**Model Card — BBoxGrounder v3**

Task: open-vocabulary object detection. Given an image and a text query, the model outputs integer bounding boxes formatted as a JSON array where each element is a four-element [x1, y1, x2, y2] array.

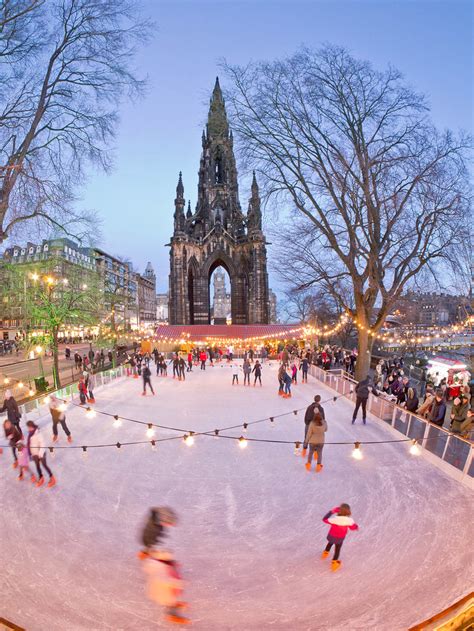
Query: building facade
[[168, 78, 270, 325], [392, 290, 471, 325], [136, 262, 157, 327], [211, 268, 231, 324], [156, 293, 169, 323]]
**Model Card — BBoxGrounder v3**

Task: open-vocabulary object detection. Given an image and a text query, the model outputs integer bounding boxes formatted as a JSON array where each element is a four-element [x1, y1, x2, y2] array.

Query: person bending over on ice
[[142, 365, 155, 396], [322, 504, 358, 572], [26, 421, 56, 488], [304, 412, 327, 472]]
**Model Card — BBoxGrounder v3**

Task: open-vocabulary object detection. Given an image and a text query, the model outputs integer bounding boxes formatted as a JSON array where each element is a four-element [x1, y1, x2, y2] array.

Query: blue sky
[[80, 0, 473, 293]]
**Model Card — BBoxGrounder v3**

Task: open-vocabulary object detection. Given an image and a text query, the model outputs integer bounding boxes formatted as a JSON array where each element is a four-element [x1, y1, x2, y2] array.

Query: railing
[[308, 365, 473, 488], [17, 366, 126, 421]]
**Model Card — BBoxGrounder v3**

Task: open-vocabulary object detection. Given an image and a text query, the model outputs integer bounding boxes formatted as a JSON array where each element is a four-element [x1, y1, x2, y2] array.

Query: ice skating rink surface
[[1, 361, 472, 630]]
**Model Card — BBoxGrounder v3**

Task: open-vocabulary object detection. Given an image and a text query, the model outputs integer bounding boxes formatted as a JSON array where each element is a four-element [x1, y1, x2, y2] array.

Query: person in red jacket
[[322, 504, 359, 572], [199, 350, 207, 371]]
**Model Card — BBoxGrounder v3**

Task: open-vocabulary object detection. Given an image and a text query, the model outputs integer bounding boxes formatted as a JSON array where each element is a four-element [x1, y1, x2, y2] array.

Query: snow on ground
[[1, 361, 472, 631]]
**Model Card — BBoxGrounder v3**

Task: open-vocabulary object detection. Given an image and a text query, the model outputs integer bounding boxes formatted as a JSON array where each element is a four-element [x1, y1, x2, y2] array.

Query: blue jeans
[[307, 443, 323, 464]]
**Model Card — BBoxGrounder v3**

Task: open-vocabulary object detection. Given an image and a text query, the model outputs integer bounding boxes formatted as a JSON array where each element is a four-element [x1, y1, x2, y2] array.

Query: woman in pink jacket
[[322, 504, 358, 571]]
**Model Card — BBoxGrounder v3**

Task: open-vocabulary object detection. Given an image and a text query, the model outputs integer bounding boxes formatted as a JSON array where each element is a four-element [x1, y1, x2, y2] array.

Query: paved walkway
[[0, 360, 472, 630]]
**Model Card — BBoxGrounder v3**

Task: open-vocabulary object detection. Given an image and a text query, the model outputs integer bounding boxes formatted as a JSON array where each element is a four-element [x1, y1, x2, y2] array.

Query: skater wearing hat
[[322, 504, 358, 571]]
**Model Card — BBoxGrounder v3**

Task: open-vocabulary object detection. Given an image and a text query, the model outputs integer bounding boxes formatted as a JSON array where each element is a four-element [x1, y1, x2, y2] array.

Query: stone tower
[[168, 78, 269, 325]]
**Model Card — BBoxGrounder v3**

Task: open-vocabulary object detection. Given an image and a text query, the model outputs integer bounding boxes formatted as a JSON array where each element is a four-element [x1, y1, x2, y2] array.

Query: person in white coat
[[142, 549, 188, 625], [26, 421, 56, 488]]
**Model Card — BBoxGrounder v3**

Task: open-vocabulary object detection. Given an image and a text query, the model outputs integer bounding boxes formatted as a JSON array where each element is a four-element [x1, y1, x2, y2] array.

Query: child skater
[[16, 441, 32, 480], [322, 504, 358, 572], [232, 364, 239, 385]]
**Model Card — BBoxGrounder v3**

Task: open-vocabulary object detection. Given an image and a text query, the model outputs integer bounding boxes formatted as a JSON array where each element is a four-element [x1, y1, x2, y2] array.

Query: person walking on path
[[243, 359, 251, 386], [352, 376, 374, 425], [0, 390, 22, 437], [49, 395, 72, 443], [302, 395, 325, 457], [304, 412, 327, 472], [26, 421, 56, 488], [252, 361, 262, 386], [321, 504, 359, 572], [142, 365, 155, 396], [3, 419, 22, 468]]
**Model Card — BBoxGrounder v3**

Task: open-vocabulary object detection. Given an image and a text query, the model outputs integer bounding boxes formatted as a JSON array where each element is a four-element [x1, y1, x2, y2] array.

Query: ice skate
[[321, 550, 329, 559], [35, 476, 45, 488], [12, 460, 18, 469], [301, 448, 307, 458], [67, 435, 73, 443], [30, 474, 37, 483], [166, 612, 190, 625], [47, 476, 56, 488], [18, 472, 24, 481], [305, 462, 311, 471], [316, 464, 323, 472], [141, 392, 146, 396], [331, 560, 342, 572]]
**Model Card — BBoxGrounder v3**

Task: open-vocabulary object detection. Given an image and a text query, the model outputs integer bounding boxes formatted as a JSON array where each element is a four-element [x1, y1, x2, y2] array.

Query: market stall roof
[[154, 324, 306, 343]]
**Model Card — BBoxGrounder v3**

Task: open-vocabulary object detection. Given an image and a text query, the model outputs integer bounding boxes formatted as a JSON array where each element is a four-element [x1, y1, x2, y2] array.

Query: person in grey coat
[[304, 412, 327, 472]]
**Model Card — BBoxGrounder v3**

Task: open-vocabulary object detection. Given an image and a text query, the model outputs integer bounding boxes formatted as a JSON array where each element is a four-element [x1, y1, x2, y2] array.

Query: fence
[[16, 366, 126, 422], [308, 364, 473, 488]]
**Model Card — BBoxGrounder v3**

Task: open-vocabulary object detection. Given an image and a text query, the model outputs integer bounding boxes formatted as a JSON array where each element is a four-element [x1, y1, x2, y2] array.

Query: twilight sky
[[79, 0, 473, 293]]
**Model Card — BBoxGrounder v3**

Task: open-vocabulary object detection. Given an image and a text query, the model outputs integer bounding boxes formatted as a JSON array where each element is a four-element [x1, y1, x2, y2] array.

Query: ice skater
[[321, 504, 358, 571], [252, 360, 262, 386], [26, 421, 56, 488], [49, 395, 72, 443], [0, 390, 22, 437], [300, 356, 309, 383], [78, 376, 88, 405], [304, 412, 327, 472], [87, 371, 96, 403], [282, 370, 292, 397], [16, 441, 32, 480], [142, 365, 155, 395], [291, 362, 298, 384], [232, 364, 239, 385], [3, 419, 22, 468], [243, 359, 251, 386], [352, 375, 374, 424]]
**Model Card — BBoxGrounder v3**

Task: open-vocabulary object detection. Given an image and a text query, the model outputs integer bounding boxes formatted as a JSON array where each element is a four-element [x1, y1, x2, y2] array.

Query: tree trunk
[[52, 328, 61, 389], [355, 329, 373, 381]]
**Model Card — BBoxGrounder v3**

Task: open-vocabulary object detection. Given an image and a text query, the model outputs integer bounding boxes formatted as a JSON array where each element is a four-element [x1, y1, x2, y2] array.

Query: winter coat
[[87, 374, 96, 390], [451, 401, 469, 423], [199, 352, 207, 362], [27, 428, 45, 458], [323, 508, 359, 544], [405, 396, 419, 413], [252, 363, 262, 376], [4, 422, 21, 446], [17, 448, 30, 468], [143, 554, 183, 607], [243, 362, 251, 375], [0, 397, 21, 423], [78, 381, 87, 394], [304, 403, 326, 425], [428, 399, 446, 426], [142, 366, 151, 380], [305, 419, 328, 445], [355, 378, 370, 399], [50, 403, 65, 423]]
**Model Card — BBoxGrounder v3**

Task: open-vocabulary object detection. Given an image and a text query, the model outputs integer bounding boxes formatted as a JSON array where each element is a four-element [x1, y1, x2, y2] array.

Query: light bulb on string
[[28, 389, 35, 397], [243, 422, 248, 433], [151, 440, 156, 451], [44, 395, 51, 405], [82, 446, 88, 459], [352, 442, 363, 460], [17, 381, 24, 389], [116, 442, 122, 450], [3, 377, 10, 385], [238, 436, 248, 449], [409, 440, 421, 456], [184, 433, 194, 446], [113, 415, 122, 428], [146, 424, 155, 438], [49, 446, 55, 458], [85, 407, 96, 419], [214, 429, 219, 439]]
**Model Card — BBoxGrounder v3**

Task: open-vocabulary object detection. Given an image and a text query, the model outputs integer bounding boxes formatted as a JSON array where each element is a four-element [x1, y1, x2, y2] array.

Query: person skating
[[26, 421, 56, 488], [252, 360, 262, 386], [199, 350, 207, 370], [187, 352, 193, 372], [243, 359, 251, 386], [0, 390, 22, 437], [277, 365, 285, 396], [78, 376, 88, 405], [15, 441, 32, 481], [87, 371, 96, 403], [49, 395, 72, 443], [304, 412, 327, 472], [172, 355, 180, 379], [142, 365, 155, 396], [178, 357, 186, 381], [142, 549, 189, 625], [302, 395, 325, 457], [351, 375, 375, 424], [322, 504, 358, 571], [232, 364, 239, 385], [3, 419, 21, 468], [282, 370, 292, 397], [300, 357, 309, 383], [291, 362, 298, 384]]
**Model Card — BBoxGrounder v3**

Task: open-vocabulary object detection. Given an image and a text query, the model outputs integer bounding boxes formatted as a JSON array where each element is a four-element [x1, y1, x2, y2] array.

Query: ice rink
[[1, 360, 472, 630]]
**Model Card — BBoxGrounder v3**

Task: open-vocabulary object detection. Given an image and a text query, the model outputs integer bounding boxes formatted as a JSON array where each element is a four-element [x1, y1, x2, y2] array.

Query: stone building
[[156, 293, 169, 323], [136, 262, 157, 327], [168, 78, 270, 325], [392, 290, 471, 325], [211, 268, 231, 324]]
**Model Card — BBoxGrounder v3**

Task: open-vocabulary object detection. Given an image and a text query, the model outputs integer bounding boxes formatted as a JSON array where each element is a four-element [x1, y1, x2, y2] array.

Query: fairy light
[[82, 446, 88, 459], [243, 422, 248, 433], [409, 440, 421, 456], [116, 442, 121, 449], [151, 440, 156, 451], [44, 395, 51, 405], [113, 415, 122, 428], [3, 378, 9, 385], [28, 389, 35, 396], [238, 436, 248, 449], [184, 433, 195, 446], [17, 381, 24, 389], [294, 441, 301, 455], [146, 423, 155, 438], [85, 407, 96, 419], [352, 442, 363, 460]]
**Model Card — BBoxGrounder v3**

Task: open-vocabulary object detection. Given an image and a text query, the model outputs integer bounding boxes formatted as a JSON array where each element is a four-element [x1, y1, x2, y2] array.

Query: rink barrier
[[308, 365, 473, 489], [16, 366, 126, 421], [0, 618, 26, 631]]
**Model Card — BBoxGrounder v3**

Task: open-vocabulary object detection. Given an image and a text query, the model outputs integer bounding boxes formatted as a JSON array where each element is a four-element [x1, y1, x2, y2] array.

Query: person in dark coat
[[351, 376, 375, 425], [3, 419, 22, 467], [428, 392, 447, 427], [142, 365, 155, 396], [405, 387, 419, 413], [0, 390, 22, 435], [140, 507, 177, 554], [302, 395, 325, 456]]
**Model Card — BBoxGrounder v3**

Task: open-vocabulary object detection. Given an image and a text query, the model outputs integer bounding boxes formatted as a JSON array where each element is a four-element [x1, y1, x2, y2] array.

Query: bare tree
[[0, 0, 152, 244], [223, 46, 472, 378]]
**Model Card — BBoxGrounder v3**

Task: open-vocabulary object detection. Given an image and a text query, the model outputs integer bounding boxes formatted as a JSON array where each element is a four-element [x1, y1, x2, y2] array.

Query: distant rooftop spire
[[207, 77, 229, 138], [176, 171, 184, 197], [186, 200, 192, 218]]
